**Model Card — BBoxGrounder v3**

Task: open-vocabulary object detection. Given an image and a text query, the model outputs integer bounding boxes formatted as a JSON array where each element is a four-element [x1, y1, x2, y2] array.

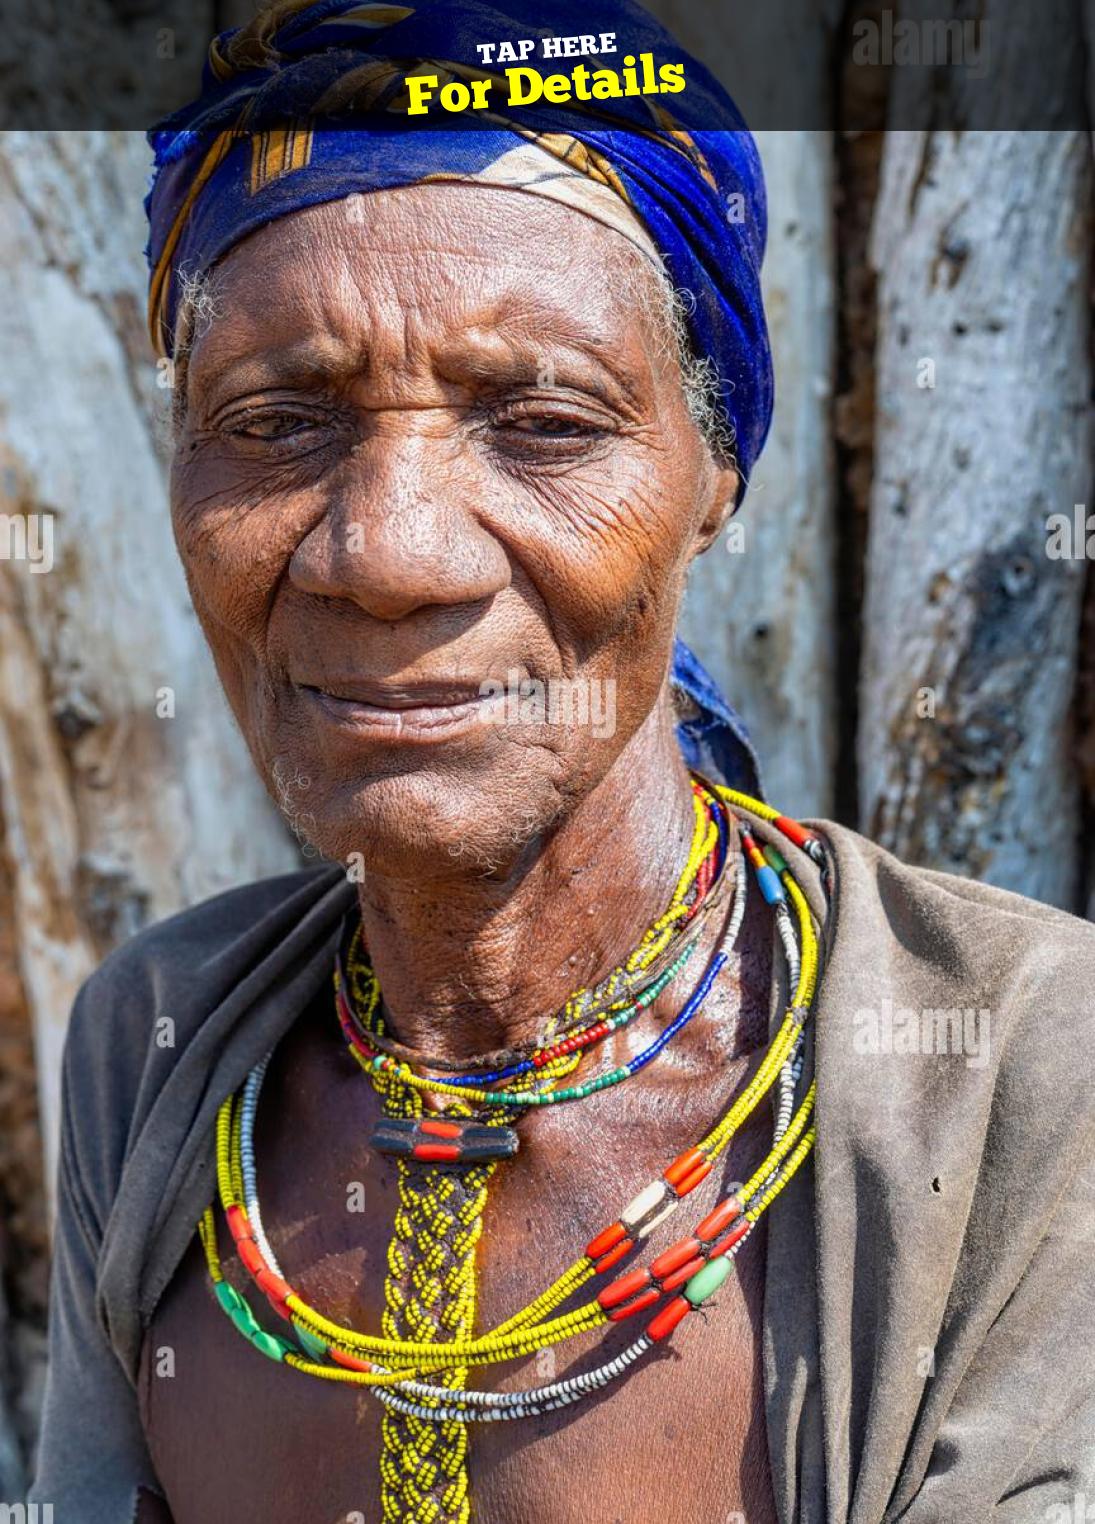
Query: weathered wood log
[[677, 128, 839, 819], [651, 4, 841, 818], [0, 132, 299, 1197], [860, 129, 1092, 907]]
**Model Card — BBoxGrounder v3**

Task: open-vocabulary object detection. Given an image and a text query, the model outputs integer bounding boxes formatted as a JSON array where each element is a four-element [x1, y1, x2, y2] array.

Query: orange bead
[[598, 1266, 651, 1311], [225, 1204, 249, 1243], [661, 1255, 706, 1293], [664, 1147, 706, 1187], [775, 814, 812, 848], [586, 1221, 625, 1261], [256, 1267, 294, 1320], [419, 1119, 462, 1139], [650, 1236, 701, 1281], [709, 1218, 752, 1258], [695, 1197, 741, 1242], [330, 1346, 372, 1373], [606, 1287, 661, 1321], [412, 1143, 461, 1163], [238, 1236, 265, 1276], [673, 1159, 713, 1198], [592, 1237, 634, 1274], [647, 1295, 691, 1343]]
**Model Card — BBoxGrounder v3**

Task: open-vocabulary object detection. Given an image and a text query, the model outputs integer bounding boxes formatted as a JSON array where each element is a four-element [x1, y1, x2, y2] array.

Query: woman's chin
[[278, 752, 573, 882]]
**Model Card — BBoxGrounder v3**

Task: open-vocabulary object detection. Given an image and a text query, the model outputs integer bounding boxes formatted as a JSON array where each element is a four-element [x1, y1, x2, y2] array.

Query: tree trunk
[[0, 131, 299, 1488], [653, 0, 842, 819], [859, 129, 1093, 907], [679, 129, 839, 819]]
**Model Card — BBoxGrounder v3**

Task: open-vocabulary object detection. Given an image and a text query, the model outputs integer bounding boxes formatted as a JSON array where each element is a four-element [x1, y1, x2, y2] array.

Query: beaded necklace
[[197, 782, 825, 1522], [337, 777, 732, 1077]]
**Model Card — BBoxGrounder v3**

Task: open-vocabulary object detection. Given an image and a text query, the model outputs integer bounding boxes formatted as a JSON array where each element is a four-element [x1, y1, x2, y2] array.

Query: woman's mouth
[[296, 679, 507, 741]]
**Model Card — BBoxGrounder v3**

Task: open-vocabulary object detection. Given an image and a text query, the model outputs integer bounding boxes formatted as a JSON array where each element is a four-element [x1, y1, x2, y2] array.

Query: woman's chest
[[141, 1013, 779, 1524]]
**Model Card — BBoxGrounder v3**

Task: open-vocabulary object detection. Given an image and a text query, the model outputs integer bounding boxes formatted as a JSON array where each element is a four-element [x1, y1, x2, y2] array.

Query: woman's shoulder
[[58, 863, 353, 1220], [815, 814, 1095, 967], [65, 863, 346, 1052], [808, 816, 1095, 1135]]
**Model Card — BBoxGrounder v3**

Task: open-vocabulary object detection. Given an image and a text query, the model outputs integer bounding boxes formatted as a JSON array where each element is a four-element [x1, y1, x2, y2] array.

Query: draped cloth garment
[[29, 675, 1095, 1517]]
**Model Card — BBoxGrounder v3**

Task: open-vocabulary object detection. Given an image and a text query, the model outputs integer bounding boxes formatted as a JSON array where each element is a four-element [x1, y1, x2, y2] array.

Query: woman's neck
[[354, 698, 703, 1066]]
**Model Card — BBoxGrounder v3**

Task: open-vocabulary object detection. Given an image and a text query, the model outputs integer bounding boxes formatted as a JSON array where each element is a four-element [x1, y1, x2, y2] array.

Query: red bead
[[238, 1236, 265, 1276], [775, 814, 813, 849], [330, 1346, 372, 1373], [695, 1197, 741, 1242], [419, 1119, 462, 1139], [647, 1295, 691, 1343], [606, 1287, 661, 1321], [256, 1267, 294, 1319], [664, 1148, 706, 1187], [598, 1266, 652, 1311], [412, 1143, 461, 1163], [660, 1255, 706, 1293], [673, 1159, 713, 1198], [709, 1218, 752, 1258], [586, 1221, 625, 1260], [593, 1237, 634, 1274], [650, 1236, 702, 1281], [226, 1205, 249, 1243]]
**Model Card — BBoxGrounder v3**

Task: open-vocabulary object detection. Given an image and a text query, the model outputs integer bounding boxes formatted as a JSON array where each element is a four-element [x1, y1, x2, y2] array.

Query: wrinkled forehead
[[182, 183, 675, 397]]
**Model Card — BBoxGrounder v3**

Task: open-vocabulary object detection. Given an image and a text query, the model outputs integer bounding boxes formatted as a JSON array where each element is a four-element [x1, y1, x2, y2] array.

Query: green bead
[[218, 1282, 263, 1340], [230, 1300, 262, 1338], [215, 1280, 247, 1320], [293, 1320, 330, 1359], [249, 1327, 293, 1362], [684, 1255, 734, 1306], [763, 844, 788, 874]]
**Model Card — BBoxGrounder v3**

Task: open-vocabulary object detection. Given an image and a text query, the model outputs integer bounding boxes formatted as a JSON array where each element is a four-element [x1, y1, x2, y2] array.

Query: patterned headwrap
[[145, 0, 773, 483]]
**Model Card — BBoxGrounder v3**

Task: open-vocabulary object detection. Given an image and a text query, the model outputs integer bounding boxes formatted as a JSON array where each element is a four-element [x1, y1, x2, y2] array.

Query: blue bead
[[755, 864, 786, 905]]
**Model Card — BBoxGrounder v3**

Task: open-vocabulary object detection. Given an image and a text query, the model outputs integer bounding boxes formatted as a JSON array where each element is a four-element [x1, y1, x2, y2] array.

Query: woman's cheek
[[172, 460, 316, 639], [500, 462, 690, 640]]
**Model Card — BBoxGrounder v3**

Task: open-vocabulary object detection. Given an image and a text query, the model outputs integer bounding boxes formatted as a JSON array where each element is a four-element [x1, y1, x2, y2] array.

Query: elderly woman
[[29, 3, 1095, 1522]]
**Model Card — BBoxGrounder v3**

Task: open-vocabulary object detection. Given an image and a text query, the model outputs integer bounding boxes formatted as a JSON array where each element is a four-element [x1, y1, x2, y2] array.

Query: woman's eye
[[510, 415, 589, 436], [229, 413, 315, 441], [491, 406, 607, 445]]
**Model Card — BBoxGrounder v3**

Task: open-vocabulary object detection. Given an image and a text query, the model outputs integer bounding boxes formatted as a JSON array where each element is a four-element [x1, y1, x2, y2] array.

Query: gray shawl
[[29, 803, 1095, 1521]]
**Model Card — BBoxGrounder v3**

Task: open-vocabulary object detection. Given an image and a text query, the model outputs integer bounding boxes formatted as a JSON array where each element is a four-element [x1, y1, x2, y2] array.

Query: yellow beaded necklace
[[198, 783, 825, 1523]]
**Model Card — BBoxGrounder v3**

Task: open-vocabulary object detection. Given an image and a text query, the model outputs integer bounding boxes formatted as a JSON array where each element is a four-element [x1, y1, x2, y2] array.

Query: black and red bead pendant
[[370, 1115, 520, 1163]]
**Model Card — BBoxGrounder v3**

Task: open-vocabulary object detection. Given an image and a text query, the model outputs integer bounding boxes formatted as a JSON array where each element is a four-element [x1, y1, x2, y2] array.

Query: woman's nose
[[287, 425, 511, 622]]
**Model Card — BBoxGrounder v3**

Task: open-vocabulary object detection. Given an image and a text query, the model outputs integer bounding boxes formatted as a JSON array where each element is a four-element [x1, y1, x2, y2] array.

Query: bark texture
[[0, 131, 298, 1490], [662, 0, 842, 818], [859, 130, 1093, 907]]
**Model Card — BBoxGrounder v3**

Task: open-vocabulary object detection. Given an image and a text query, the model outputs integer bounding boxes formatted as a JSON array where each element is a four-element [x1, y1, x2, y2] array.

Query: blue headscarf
[[145, 0, 769, 794], [145, 0, 772, 484]]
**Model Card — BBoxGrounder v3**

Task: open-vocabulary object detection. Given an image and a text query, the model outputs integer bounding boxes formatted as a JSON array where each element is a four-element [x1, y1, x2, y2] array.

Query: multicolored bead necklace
[[197, 782, 826, 1523]]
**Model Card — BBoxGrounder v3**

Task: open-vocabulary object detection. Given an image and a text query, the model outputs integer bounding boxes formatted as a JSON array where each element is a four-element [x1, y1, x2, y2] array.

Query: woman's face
[[171, 185, 736, 875]]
